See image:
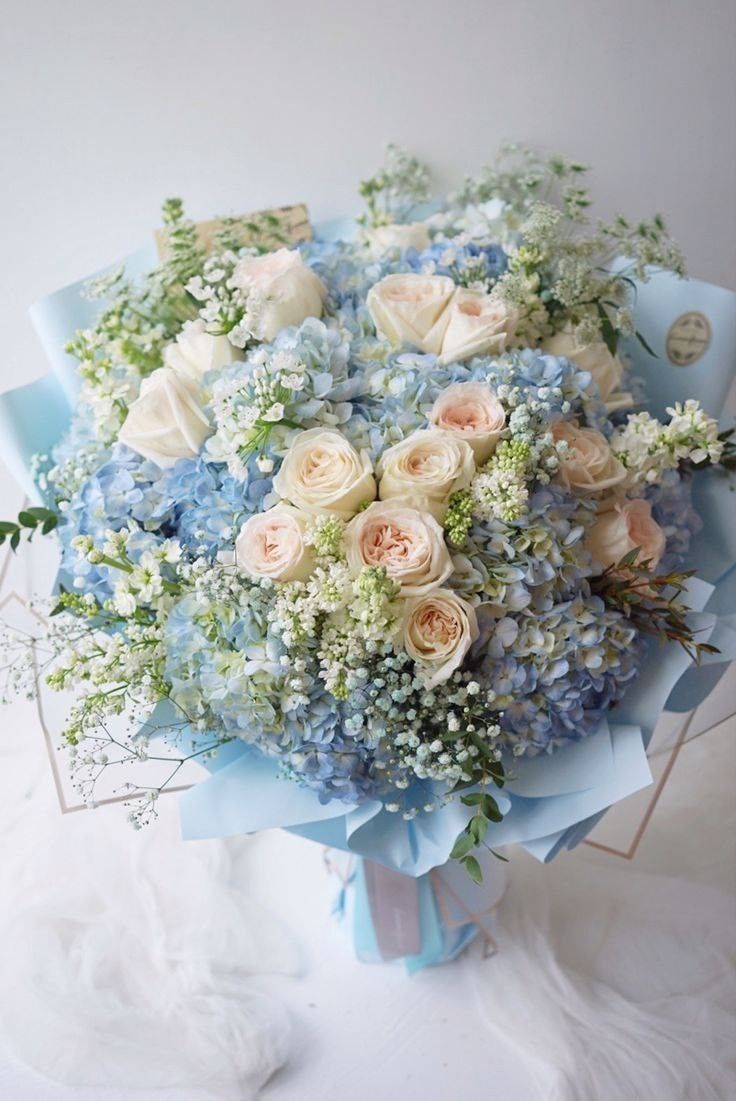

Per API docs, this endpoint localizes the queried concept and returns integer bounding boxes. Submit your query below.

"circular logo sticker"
[666,311,711,366]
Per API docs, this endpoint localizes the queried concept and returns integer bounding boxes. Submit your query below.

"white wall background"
[0,0,734,393]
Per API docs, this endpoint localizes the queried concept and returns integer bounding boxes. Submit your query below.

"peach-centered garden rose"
[377,428,476,520]
[273,428,376,520]
[366,273,456,354]
[345,501,453,596]
[428,381,506,463]
[235,504,314,582]
[403,588,479,687]
[586,497,666,572]
[551,419,626,495]
[438,290,519,365]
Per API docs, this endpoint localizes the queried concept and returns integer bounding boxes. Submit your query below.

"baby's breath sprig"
[591,549,720,662]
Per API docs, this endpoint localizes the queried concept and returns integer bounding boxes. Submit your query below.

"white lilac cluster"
[8,147,722,829]
[611,401,723,487]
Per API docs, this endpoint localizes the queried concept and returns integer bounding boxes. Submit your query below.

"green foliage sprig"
[0,506,60,550]
[450,789,508,884]
[358,144,431,227]
[591,548,720,661]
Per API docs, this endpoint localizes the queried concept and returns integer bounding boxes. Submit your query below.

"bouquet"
[2,145,735,968]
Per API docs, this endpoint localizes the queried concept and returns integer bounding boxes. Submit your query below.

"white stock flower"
[231,249,326,341]
[402,588,479,687]
[344,501,453,596]
[428,382,506,463]
[235,504,315,582]
[377,429,476,520]
[273,428,376,519]
[118,368,211,467]
[164,319,241,383]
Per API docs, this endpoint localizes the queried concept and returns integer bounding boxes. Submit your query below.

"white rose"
[344,501,452,596]
[273,428,376,519]
[235,504,314,582]
[118,368,211,468]
[366,273,456,354]
[543,328,633,412]
[428,381,506,463]
[586,497,666,572]
[402,588,479,687]
[377,428,475,520]
[163,319,242,383]
[231,248,326,341]
[551,420,626,495]
[364,222,431,255]
[438,290,519,365]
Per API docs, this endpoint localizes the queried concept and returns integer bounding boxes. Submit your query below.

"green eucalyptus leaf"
[463,855,483,885]
[450,830,475,860]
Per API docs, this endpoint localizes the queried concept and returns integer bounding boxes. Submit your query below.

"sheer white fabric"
[0,721,298,1098]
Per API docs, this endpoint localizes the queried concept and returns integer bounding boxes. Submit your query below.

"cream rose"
[364,222,431,255]
[428,382,506,463]
[586,498,666,572]
[163,319,241,383]
[366,273,456,354]
[377,428,475,520]
[403,588,479,687]
[118,368,211,468]
[543,328,633,412]
[231,248,326,341]
[438,290,519,365]
[551,420,626,495]
[235,504,314,582]
[273,428,376,519]
[345,501,452,596]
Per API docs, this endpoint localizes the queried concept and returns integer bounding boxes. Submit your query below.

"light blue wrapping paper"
[1,235,735,969]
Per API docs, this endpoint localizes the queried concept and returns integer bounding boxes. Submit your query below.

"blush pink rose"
[366,273,456,354]
[377,428,476,520]
[586,497,666,572]
[551,419,626,495]
[437,290,519,365]
[235,504,314,582]
[402,588,479,687]
[231,248,326,341]
[344,501,452,596]
[428,382,506,463]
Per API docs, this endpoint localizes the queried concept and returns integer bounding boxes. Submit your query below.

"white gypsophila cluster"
[317,567,402,699]
[268,560,354,650]
[205,349,306,477]
[186,251,263,349]
[612,401,723,486]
